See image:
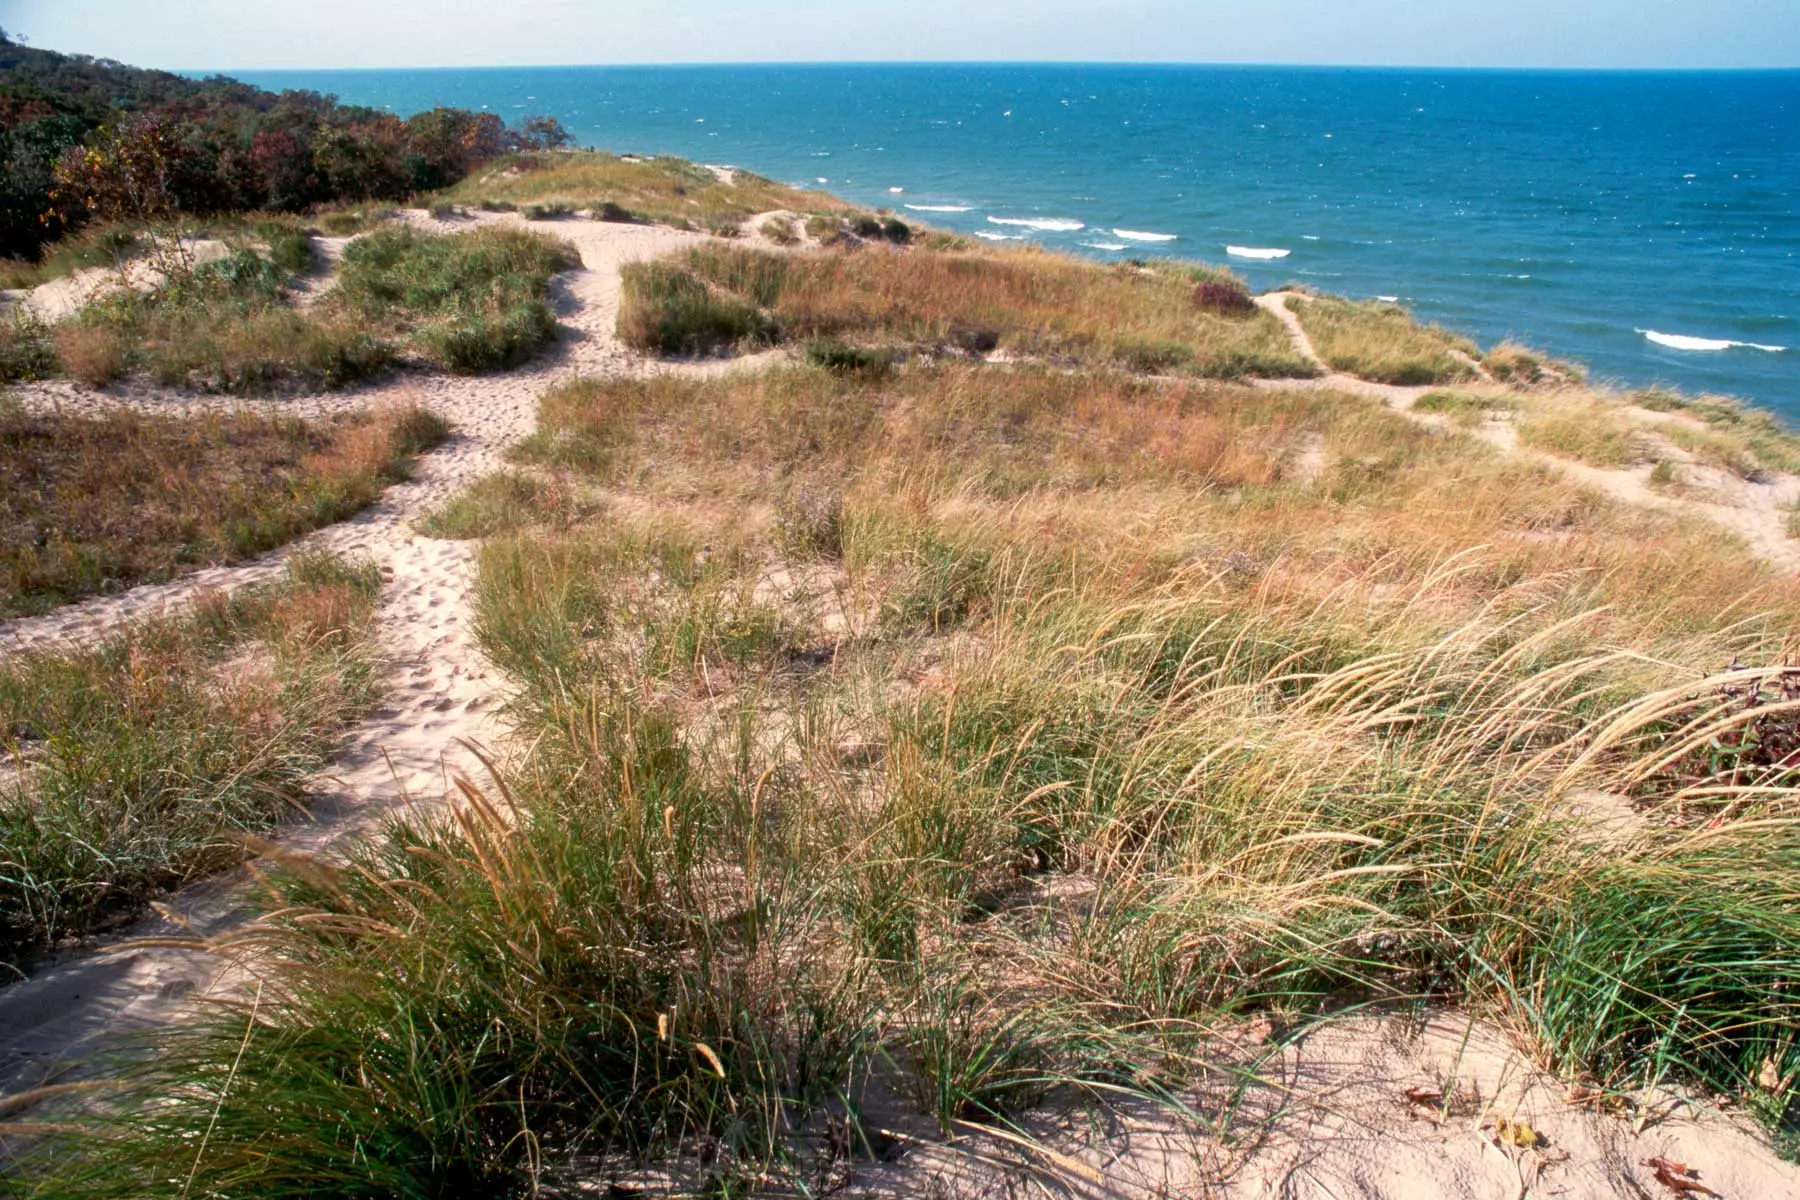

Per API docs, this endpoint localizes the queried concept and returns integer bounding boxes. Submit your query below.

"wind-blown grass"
[1288,294,1479,385]
[618,243,1319,379]
[0,553,383,968]
[0,402,447,617]
[15,352,1800,1195]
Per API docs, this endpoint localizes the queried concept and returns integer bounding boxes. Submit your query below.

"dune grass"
[333,224,579,373]
[439,151,849,233]
[55,246,393,392]
[1288,295,1480,385]
[0,552,383,969]
[15,352,1800,1195]
[0,402,447,618]
[618,242,1318,379]
[0,226,143,292]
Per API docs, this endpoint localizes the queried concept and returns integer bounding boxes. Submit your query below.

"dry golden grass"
[1287,294,1480,384]
[0,403,447,616]
[623,243,1319,379]
[440,151,849,232]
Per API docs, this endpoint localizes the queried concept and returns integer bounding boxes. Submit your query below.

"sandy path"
[0,211,709,1093]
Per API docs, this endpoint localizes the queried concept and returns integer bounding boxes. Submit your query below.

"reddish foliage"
[1192,279,1256,315]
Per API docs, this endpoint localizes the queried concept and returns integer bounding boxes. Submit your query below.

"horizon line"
[174,59,1800,76]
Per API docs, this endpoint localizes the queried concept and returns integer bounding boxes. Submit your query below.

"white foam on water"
[889,186,904,193]
[1377,295,1400,303]
[1638,329,1787,353]
[1081,242,1129,251]
[1226,246,1292,260]
[1113,229,1178,242]
[988,216,1086,232]
[905,204,974,213]
[974,231,1024,241]
[816,177,829,184]
[1302,235,1321,241]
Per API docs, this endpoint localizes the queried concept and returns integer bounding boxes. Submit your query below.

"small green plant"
[616,262,775,355]
[521,200,576,220]
[804,337,893,377]
[593,200,636,222]
[0,308,58,382]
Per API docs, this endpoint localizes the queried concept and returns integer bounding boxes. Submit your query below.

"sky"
[4,0,1798,71]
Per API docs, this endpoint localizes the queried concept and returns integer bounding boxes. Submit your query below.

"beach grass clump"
[58,246,394,392]
[0,403,446,617]
[417,469,568,539]
[1483,340,1549,385]
[1413,389,1513,425]
[759,215,798,245]
[1287,295,1479,385]
[440,151,848,231]
[1631,388,1800,477]
[620,243,1318,379]
[0,552,382,968]
[333,225,579,372]
[1516,395,1649,468]
[615,260,776,356]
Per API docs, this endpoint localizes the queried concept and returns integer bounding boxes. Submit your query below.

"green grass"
[0,552,383,968]
[1288,295,1480,385]
[0,402,447,617]
[619,243,1318,379]
[333,225,578,373]
[0,225,142,291]
[56,246,393,392]
[416,470,567,539]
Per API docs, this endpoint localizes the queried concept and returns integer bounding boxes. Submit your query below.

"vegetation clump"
[620,243,1317,379]
[334,225,577,372]
[0,402,445,616]
[0,553,383,967]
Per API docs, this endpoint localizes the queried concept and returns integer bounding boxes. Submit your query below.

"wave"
[1226,246,1291,260]
[889,187,904,193]
[905,204,974,213]
[974,231,1024,241]
[1638,329,1787,353]
[988,216,1086,232]
[1377,296,1400,303]
[1081,242,1128,251]
[1113,229,1177,243]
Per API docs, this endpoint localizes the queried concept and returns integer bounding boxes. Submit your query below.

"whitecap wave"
[1113,229,1177,242]
[905,204,974,213]
[974,231,1024,241]
[1226,246,1291,260]
[1376,296,1400,303]
[988,216,1086,232]
[1081,242,1128,251]
[1638,329,1786,353]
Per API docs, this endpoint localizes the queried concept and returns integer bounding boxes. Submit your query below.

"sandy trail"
[2,232,1798,1196]
[0,212,708,1094]
[1257,290,1800,571]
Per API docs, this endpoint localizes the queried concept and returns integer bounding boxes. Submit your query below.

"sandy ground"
[0,223,1796,1197]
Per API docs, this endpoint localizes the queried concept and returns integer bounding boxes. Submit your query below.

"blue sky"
[5,0,1798,70]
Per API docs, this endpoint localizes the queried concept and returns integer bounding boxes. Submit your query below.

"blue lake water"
[234,65,1800,416]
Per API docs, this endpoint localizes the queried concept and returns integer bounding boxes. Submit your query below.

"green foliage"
[616,261,776,356]
[0,554,382,966]
[335,225,576,372]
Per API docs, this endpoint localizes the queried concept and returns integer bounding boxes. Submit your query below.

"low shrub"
[0,310,59,383]
[1484,340,1548,385]
[521,200,576,220]
[594,200,636,223]
[1192,279,1256,314]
